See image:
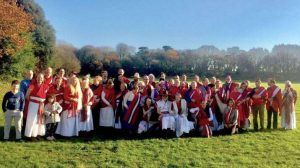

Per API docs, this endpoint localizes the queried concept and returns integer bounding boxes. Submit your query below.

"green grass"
[0,81,299,168]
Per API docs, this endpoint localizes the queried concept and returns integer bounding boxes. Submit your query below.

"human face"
[181,75,187,81]
[201,101,207,109]
[146,98,152,106]
[26,70,33,80]
[12,84,20,93]
[118,69,124,76]
[143,76,149,85]
[120,83,126,91]
[48,97,54,103]
[194,75,199,82]
[45,67,52,77]
[175,94,181,101]
[58,69,65,77]
[55,78,62,86]
[228,100,234,107]
[203,78,209,86]
[226,75,231,83]
[191,82,197,89]
[36,74,44,85]
[255,81,260,88]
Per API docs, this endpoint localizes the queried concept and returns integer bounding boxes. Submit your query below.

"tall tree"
[0,0,34,57]
[17,0,56,70]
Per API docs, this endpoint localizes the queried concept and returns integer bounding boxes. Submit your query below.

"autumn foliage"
[0,0,34,57]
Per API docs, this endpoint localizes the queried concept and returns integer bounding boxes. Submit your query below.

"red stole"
[123,93,141,125]
[188,89,202,108]
[81,88,93,121]
[101,87,115,108]
[29,83,48,124]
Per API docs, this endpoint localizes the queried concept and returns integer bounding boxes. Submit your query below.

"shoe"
[46,136,53,141]
[15,139,24,142]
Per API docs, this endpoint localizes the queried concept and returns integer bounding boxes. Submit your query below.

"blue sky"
[36,0,300,50]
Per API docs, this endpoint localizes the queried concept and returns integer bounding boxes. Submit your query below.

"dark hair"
[143,97,153,110]
[11,80,19,86]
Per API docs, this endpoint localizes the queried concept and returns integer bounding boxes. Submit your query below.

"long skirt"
[161,114,175,131]
[56,110,79,137]
[175,115,194,137]
[79,106,94,132]
[281,110,296,129]
[99,107,115,127]
[24,101,45,137]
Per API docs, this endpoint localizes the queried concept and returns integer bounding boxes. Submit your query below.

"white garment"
[25,101,46,137]
[175,115,194,137]
[55,110,79,137]
[78,106,94,131]
[161,114,176,131]
[99,106,115,127]
[281,111,296,129]
[138,120,153,134]
[44,102,63,124]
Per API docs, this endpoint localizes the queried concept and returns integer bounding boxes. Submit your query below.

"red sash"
[123,93,141,125]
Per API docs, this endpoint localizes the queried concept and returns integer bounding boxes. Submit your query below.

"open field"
[0,81,299,167]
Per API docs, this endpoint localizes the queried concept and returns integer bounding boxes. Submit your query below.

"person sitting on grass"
[2,80,25,142]
[215,95,239,135]
[44,94,62,141]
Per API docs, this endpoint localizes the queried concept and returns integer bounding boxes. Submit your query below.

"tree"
[17,0,56,69]
[50,43,81,74]
[0,0,34,57]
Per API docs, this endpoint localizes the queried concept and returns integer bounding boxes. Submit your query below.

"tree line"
[1,0,300,81]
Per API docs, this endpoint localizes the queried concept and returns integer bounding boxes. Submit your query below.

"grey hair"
[285,80,292,87]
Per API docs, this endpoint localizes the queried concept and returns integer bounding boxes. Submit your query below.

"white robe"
[78,106,94,131]
[171,99,194,137]
[56,110,79,137]
[25,100,46,137]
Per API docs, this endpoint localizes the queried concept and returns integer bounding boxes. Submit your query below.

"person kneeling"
[196,101,213,138]
[215,95,239,135]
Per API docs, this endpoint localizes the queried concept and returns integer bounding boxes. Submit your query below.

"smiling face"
[36,74,44,85]
[191,81,197,89]
[143,76,149,85]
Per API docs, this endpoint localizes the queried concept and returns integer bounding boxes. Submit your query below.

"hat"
[133,72,140,79]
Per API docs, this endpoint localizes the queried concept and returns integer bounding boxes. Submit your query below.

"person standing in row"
[266,79,282,129]
[2,80,25,141]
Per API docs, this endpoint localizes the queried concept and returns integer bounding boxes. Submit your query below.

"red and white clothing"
[99,87,115,127]
[56,87,82,137]
[220,82,238,103]
[266,85,282,113]
[170,99,194,137]
[47,84,64,105]
[156,99,175,130]
[251,86,268,106]
[79,88,94,131]
[25,83,48,137]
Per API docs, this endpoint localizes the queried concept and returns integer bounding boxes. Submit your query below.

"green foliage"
[0,34,37,79]
[17,0,56,69]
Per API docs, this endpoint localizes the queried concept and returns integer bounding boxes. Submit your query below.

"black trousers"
[46,122,58,137]
[267,108,278,129]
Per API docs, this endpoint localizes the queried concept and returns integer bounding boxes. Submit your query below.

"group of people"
[1,67,298,141]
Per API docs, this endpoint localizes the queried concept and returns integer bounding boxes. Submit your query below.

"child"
[138,97,156,134]
[2,80,24,141]
[44,94,63,140]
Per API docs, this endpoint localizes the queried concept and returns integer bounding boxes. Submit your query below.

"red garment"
[266,85,282,113]
[123,93,141,126]
[63,87,79,118]
[44,76,53,87]
[143,84,154,97]
[28,83,48,124]
[121,76,130,84]
[168,85,180,101]
[101,87,116,109]
[251,86,268,106]
[197,107,211,137]
[47,84,64,105]
[188,89,202,109]
[180,86,188,98]
[220,82,238,102]
[81,88,94,121]
[181,81,189,90]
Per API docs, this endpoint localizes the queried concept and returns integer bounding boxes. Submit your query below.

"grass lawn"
[0,81,299,167]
